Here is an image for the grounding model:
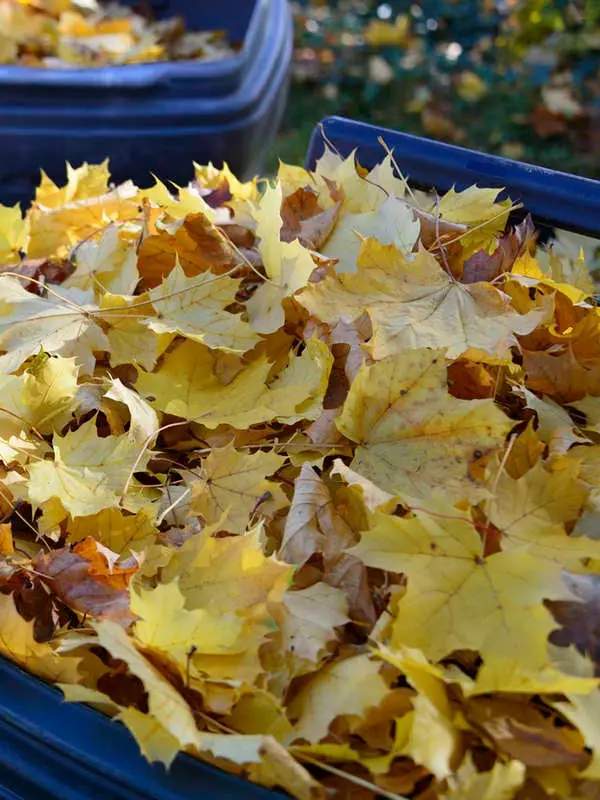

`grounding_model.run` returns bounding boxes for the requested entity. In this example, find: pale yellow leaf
[289,653,389,743]
[0,204,28,264]
[246,183,316,334]
[147,263,260,353]
[28,417,150,517]
[441,754,525,800]
[190,442,285,532]
[337,349,511,501]
[0,277,107,373]
[321,197,419,274]
[132,580,245,667]
[350,503,570,667]
[137,336,332,429]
